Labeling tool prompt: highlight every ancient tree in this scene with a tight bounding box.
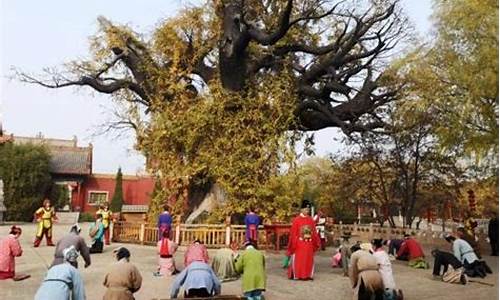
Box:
[17,0,408,220]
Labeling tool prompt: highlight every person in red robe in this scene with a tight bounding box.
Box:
[286,199,320,280]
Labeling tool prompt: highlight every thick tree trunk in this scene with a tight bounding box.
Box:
[219,2,250,91]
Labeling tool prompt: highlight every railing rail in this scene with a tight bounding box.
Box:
[112,221,490,250]
[112,222,266,248]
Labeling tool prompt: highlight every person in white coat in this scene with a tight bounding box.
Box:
[371,239,403,300]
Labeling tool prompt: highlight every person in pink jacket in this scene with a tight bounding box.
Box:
[0,226,29,281]
[184,239,209,267]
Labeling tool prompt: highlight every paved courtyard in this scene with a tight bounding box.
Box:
[0,223,498,300]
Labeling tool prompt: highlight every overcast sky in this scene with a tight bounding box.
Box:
[0,0,433,175]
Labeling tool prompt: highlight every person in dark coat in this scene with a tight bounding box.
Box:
[488,215,498,256]
[383,239,404,257]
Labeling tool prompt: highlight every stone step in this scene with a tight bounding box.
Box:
[56,212,80,224]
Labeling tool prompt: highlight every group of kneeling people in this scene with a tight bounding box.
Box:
[334,230,493,300]
[34,225,265,300]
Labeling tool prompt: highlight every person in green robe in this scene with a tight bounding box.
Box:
[235,240,266,300]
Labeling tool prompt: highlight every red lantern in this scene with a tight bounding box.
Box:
[467,190,476,213]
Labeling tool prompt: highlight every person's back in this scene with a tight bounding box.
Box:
[372,250,396,290]
[103,259,142,299]
[184,242,209,267]
[235,245,266,298]
[350,249,384,299]
[212,248,238,282]
[35,263,85,300]
[170,261,221,298]
[398,238,424,259]
[453,238,478,264]
[0,232,23,279]
[52,232,90,268]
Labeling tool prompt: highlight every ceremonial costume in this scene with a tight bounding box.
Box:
[313,212,327,250]
[0,232,22,279]
[184,241,209,267]
[157,238,178,276]
[286,200,320,280]
[212,247,239,282]
[103,248,143,300]
[235,243,266,300]
[35,246,86,300]
[51,225,91,269]
[244,212,261,243]
[96,206,113,245]
[34,201,57,247]
[349,248,384,300]
[158,211,173,241]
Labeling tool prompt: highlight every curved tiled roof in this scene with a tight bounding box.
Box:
[13,135,92,175]
[48,146,92,175]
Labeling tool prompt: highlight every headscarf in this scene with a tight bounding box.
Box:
[63,245,79,263]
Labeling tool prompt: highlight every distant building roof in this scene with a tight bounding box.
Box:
[121,205,149,213]
[13,134,92,175]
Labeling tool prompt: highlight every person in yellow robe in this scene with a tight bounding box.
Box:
[96,203,113,245]
[34,199,57,247]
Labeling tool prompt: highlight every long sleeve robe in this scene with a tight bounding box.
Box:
[184,243,209,267]
[103,259,143,300]
[34,263,85,300]
[244,213,261,241]
[0,234,22,279]
[349,250,384,300]
[157,239,178,276]
[51,232,91,268]
[286,214,320,279]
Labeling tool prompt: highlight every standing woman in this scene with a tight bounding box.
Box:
[158,204,173,241]
[96,202,113,245]
[0,226,29,281]
[89,214,105,253]
[34,198,57,247]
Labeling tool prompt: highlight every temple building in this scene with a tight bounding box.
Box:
[11,132,154,213]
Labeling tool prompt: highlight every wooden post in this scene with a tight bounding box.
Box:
[109,222,114,242]
[139,223,145,244]
[226,226,231,246]
[225,216,231,246]
[175,215,181,245]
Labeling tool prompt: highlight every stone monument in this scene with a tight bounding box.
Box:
[0,179,6,222]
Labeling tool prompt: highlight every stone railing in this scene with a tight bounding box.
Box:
[112,222,266,248]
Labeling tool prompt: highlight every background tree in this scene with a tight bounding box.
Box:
[403,0,498,161]
[16,0,409,220]
[49,184,70,210]
[110,167,124,212]
[0,143,52,221]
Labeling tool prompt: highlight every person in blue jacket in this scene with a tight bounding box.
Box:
[158,204,173,241]
[245,207,261,244]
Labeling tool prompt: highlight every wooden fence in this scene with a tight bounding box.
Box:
[112,221,490,250]
[112,222,266,247]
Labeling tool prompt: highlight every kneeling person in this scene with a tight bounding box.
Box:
[170,260,221,298]
[235,240,266,300]
[349,243,384,300]
[35,246,86,300]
